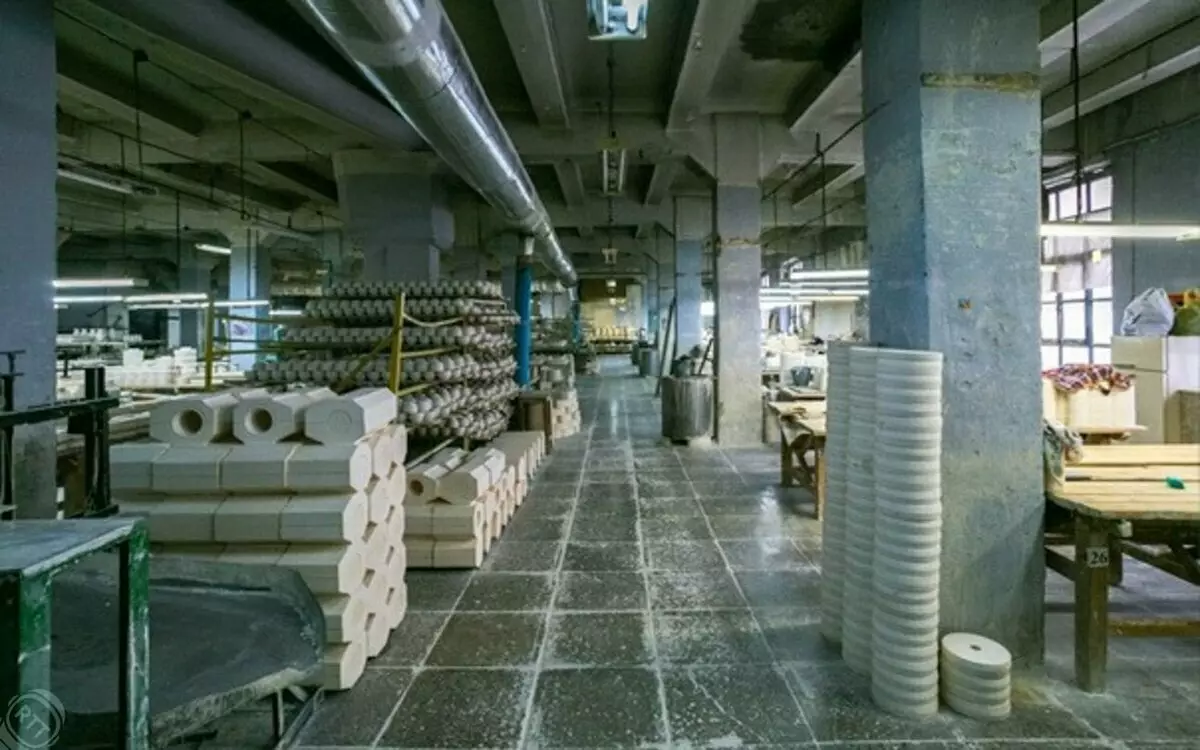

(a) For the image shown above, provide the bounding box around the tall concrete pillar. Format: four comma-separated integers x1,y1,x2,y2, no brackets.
674,197,709,354
863,0,1043,664
335,151,450,282
713,114,764,446
492,234,520,306
0,0,57,516
655,231,674,349
315,229,353,286
228,231,272,372
448,247,488,282
171,251,212,350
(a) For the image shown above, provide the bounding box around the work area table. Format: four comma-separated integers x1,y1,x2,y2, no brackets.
1045,444,1200,692
767,399,827,519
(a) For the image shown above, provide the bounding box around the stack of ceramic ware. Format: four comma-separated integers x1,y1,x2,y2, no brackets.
820,342,853,643
940,632,1012,721
842,346,878,674
871,348,944,718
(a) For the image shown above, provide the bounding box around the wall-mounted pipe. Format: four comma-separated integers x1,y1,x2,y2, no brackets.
289,0,578,287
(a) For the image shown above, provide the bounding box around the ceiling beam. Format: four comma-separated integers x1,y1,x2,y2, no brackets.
789,163,865,207
1040,0,1158,69
784,49,861,135
151,163,304,213
493,0,572,129
644,160,680,205
665,0,757,133
1043,16,1200,130
553,160,593,238
244,161,339,205
56,47,205,142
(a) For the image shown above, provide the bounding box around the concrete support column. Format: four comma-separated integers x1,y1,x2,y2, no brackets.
228,231,272,372
315,229,353,286
713,114,764,447
655,232,674,350
0,0,57,516
492,234,520,307
863,0,1043,664
674,197,709,354
171,252,211,350
335,151,450,282
448,247,488,282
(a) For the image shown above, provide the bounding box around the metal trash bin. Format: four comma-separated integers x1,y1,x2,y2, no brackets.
637,346,659,377
661,375,713,441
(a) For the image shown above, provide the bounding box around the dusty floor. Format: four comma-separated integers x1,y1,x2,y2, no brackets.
207,358,1199,749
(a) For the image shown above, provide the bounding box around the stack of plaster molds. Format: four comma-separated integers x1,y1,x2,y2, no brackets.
820,343,852,644
549,389,581,439
842,346,878,675
250,281,518,442
940,633,1012,721
403,431,545,569
870,348,944,718
111,387,409,691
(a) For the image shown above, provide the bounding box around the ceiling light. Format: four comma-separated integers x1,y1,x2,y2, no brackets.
270,308,305,317
53,278,141,289
196,243,233,256
601,146,627,196
606,279,617,289
56,168,134,195
125,292,209,303
217,299,270,308
53,295,124,305
1040,264,1056,272
1040,223,1200,240
784,279,867,288
128,299,270,311
788,269,870,281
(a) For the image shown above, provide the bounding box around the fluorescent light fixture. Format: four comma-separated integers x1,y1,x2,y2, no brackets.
125,292,209,303
700,300,715,316
789,269,869,281
606,279,617,289
53,295,124,305
270,308,305,317
784,279,867,288
1040,264,1056,272
53,278,141,289
218,299,270,308
195,243,233,256
601,147,627,196
128,299,270,311
56,168,134,195
764,295,866,304
1040,223,1200,240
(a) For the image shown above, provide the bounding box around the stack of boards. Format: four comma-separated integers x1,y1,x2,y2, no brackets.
110,386,408,691
405,431,545,568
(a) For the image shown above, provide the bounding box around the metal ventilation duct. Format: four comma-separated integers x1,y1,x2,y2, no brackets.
290,0,578,287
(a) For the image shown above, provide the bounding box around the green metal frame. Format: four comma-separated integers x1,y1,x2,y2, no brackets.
0,519,150,749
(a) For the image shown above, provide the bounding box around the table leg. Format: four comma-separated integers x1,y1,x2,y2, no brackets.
778,428,792,487
1074,514,1110,693
814,447,826,520
1108,536,1124,587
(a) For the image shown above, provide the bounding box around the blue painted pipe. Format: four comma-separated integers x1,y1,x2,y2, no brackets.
515,255,533,387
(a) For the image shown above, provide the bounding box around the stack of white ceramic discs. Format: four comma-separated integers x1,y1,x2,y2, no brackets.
820,343,853,643
870,348,944,718
842,346,878,674
940,632,1012,721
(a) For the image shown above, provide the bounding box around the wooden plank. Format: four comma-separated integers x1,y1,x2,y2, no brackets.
1049,493,1200,521
1069,444,1200,467
1066,466,1200,482
1109,619,1200,638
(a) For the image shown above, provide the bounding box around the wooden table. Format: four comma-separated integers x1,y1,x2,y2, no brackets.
1071,424,1147,445
1045,444,1200,692
769,401,827,519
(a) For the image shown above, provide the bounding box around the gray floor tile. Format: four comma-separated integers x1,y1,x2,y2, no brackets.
379,668,533,748
482,541,563,572
298,668,413,746
457,572,555,611
544,612,652,666
721,538,813,569
563,541,643,571
654,610,773,664
372,611,449,666
648,569,746,610
425,612,544,666
556,571,647,611
640,515,714,540
569,512,639,541
644,539,726,569
736,569,822,608
527,667,667,747
405,571,473,611
661,665,814,745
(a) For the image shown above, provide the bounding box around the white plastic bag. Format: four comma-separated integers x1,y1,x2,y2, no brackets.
1120,288,1175,337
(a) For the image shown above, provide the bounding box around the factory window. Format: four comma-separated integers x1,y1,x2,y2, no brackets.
1041,286,1114,369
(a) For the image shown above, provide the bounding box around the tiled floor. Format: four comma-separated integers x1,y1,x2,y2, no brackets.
213,359,1199,749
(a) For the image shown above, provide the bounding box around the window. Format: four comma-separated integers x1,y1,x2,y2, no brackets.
1040,287,1114,368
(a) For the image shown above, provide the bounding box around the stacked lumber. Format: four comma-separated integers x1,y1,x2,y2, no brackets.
404,431,546,569
110,387,409,691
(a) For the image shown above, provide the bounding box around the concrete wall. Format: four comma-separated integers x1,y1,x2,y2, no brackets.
1111,119,1200,323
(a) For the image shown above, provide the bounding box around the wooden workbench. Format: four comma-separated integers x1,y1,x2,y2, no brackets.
768,401,827,519
1045,443,1200,692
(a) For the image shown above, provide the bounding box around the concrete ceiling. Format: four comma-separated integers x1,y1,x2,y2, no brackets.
51,0,1200,277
